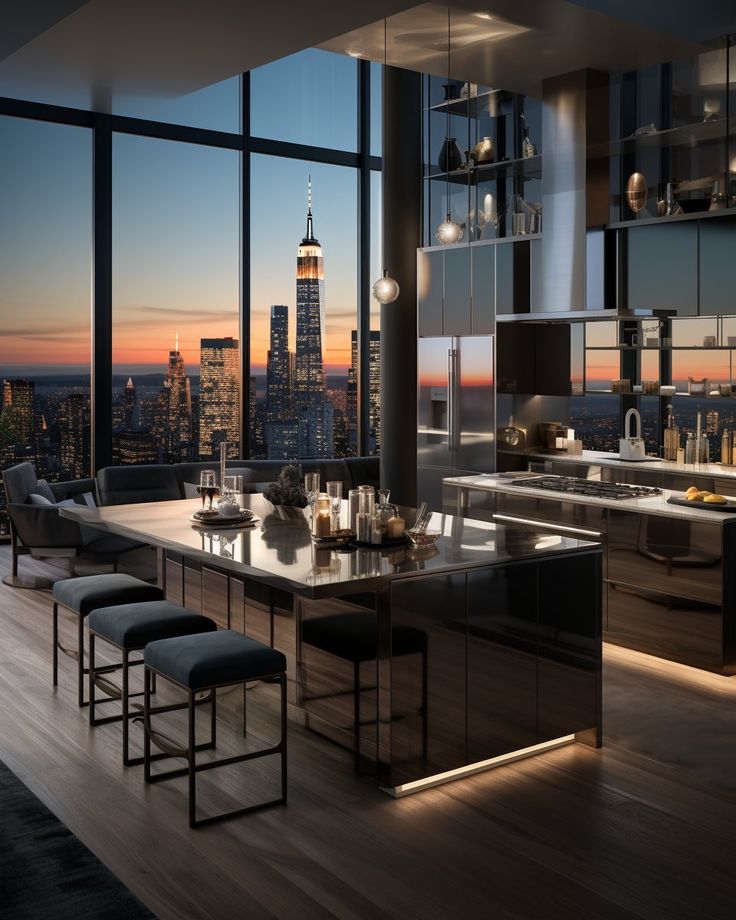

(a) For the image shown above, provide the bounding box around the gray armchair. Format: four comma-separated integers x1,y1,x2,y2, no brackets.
3,462,140,589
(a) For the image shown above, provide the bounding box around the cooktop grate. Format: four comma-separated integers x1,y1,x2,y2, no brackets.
509,476,662,500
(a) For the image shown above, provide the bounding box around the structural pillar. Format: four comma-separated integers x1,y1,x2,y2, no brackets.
380,65,421,506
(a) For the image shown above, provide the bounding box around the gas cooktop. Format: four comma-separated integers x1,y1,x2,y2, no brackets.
509,476,663,500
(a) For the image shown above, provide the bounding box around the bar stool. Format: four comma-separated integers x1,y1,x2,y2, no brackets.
87,601,217,765
52,574,164,707
143,629,287,828
302,611,428,771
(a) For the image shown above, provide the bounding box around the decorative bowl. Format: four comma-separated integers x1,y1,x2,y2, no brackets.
406,529,441,548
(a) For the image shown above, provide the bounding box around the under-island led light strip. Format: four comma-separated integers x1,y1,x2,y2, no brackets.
492,513,603,540
383,734,576,797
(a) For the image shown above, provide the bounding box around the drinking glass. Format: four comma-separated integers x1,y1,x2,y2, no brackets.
326,481,343,528
304,472,321,509
198,469,217,510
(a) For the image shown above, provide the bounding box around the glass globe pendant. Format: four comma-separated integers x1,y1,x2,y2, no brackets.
435,214,465,245
373,269,400,304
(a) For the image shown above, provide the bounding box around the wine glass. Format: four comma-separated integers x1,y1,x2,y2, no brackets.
198,469,217,510
377,488,391,509
326,481,343,528
304,472,320,510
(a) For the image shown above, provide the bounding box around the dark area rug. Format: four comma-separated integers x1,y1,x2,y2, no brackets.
0,761,154,919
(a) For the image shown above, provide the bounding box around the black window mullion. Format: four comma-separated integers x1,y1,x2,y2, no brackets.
357,59,371,457
92,113,113,474
241,74,251,459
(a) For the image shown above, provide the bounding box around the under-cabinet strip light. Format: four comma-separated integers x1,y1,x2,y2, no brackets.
384,735,576,797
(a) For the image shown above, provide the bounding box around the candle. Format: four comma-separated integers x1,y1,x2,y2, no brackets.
317,512,331,537
387,515,405,539
312,493,332,536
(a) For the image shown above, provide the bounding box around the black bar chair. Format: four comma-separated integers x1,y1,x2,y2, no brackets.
51,574,163,706
87,600,217,765
143,629,288,829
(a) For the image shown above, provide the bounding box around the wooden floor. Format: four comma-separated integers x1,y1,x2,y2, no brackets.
1,550,736,920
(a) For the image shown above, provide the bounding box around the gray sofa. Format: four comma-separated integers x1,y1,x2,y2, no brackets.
97,457,380,506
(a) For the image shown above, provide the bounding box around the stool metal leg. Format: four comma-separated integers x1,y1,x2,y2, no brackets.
52,603,59,687
354,661,361,772
88,632,96,721
188,690,197,829
280,674,288,804
143,667,152,783
421,649,428,762
122,649,130,765
78,616,85,708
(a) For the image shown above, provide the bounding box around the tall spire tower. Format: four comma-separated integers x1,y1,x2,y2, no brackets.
294,176,325,407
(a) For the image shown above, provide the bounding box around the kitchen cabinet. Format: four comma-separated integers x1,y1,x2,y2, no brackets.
417,248,444,336
625,223,698,315
471,243,495,334
467,564,538,760
530,237,544,312
443,246,472,336
496,240,530,315
537,554,601,742
699,219,736,316
497,322,571,396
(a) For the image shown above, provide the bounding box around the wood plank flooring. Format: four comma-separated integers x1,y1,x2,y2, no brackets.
1,549,736,919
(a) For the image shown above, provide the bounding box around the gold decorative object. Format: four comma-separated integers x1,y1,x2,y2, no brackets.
625,172,648,213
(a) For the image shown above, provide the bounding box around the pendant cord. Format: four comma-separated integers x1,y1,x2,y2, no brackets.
446,5,451,218
384,17,388,275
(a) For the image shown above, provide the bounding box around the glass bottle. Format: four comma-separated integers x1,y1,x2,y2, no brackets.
709,179,726,212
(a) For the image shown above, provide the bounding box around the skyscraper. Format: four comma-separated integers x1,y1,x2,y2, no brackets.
266,305,291,422
350,330,381,453
294,178,326,409
60,392,89,479
162,338,193,463
199,336,240,458
123,376,139,431
2,378,35,447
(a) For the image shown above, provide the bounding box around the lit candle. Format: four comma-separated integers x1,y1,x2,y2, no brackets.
312,493,332,536
387,515,405,539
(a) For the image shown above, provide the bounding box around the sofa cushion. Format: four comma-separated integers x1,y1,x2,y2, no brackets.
32,479,56,502
97,464,183,506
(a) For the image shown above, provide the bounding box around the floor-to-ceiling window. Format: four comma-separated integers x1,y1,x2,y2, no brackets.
111,135,240,463
0,49,381,535
0,117,92,536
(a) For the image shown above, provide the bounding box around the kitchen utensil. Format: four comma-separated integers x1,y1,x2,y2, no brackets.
663,405,679,461
620,408,646,461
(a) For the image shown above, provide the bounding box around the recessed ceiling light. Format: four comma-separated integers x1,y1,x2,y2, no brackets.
474,12,495,20
346,49,364,58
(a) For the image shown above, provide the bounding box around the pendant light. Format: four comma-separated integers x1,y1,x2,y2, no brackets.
372,18,400,304
435,6,464,245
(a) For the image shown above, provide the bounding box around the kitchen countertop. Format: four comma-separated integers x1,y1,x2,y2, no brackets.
444,473,736,524
524,449,736,480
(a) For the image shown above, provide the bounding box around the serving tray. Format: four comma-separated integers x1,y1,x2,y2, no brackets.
666,496,736,514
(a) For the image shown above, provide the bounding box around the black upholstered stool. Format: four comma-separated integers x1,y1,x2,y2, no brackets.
143,629,288,828
87,601,217,765
302,612,428,771
52,574,164,707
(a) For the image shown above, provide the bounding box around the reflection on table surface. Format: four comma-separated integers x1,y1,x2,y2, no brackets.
61,495,598,592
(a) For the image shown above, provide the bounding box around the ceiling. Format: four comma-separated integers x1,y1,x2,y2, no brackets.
0,0,724,109
320,1,708,98
0,0,421,109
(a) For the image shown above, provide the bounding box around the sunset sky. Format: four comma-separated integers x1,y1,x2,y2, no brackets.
0,50,380,378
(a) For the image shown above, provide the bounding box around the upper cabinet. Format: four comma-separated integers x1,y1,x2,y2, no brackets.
699,220,736,315
443,246,472,336
417,248,444,336
625,223,698,315
422,75,542,248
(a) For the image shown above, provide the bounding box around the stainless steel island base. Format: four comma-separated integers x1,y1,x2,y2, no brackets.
62,497,603,792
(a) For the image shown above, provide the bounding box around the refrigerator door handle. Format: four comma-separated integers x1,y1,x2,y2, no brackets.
448,347,458,451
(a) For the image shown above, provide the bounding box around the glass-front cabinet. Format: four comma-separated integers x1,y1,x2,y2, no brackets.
422,75,542,245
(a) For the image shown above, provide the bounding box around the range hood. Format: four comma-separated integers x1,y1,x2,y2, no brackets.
497,308,674,323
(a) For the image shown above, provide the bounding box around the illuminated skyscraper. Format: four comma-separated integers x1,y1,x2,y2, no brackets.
2,378,35,447
123,376,139,431
163,337,193,462
199,336,239,458
266,305,291,422
351,330,381,453
706,409,719,435
294,178,325,408
60,392,89,478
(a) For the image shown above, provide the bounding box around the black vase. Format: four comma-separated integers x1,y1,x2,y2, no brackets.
438,137,462,173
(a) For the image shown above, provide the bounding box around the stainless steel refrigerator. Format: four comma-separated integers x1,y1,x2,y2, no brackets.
417,336,495,511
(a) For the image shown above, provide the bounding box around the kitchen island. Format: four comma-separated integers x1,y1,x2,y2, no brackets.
445,473,736,674
61,496,603,793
